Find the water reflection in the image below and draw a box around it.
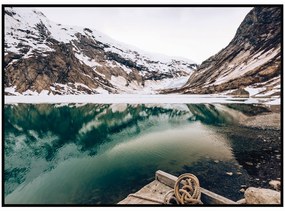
[4,103,278,204]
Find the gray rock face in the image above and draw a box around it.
[244,187,281,204]
[227,88,249,98]
[163,7,281,97]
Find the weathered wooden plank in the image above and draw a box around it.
[200,187,237,204]
[155,170,177,188]
[118,180,172,204]
[155,170,238,204]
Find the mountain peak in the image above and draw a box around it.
[4,7,197,95]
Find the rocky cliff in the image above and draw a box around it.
[163,7,281,98]
[4,7,197,95]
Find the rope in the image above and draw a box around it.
[125,173,203,205]
[164,173,203,205]
[164,190,179,204]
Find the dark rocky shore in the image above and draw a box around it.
[180,104,281,202]
[218,104,281,201]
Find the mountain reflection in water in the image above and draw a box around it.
[4,103,278,204]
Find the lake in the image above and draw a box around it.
[4,103,281,204]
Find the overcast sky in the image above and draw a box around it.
[39,7,252,63]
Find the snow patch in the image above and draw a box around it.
[244,87,267,97]
[5,86,19,96]
[75,52,102,67]
[74,83,92,90]
[95,87,109,94]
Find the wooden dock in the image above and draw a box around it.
[118,170,238,205]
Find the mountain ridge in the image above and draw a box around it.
[4,7,281,98]
[162,7,281,98]
[4,7,197,95]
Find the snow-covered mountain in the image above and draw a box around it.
[163,7,281,98]
[4,7,197,95]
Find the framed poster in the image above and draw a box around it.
[2,3,282,206]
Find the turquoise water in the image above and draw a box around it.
[4,103,281,204]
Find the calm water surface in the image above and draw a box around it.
[4,103,281,204]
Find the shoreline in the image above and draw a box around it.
[4,94,280,105]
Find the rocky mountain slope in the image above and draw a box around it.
[4,7,197,95]
[163,7,281,98]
